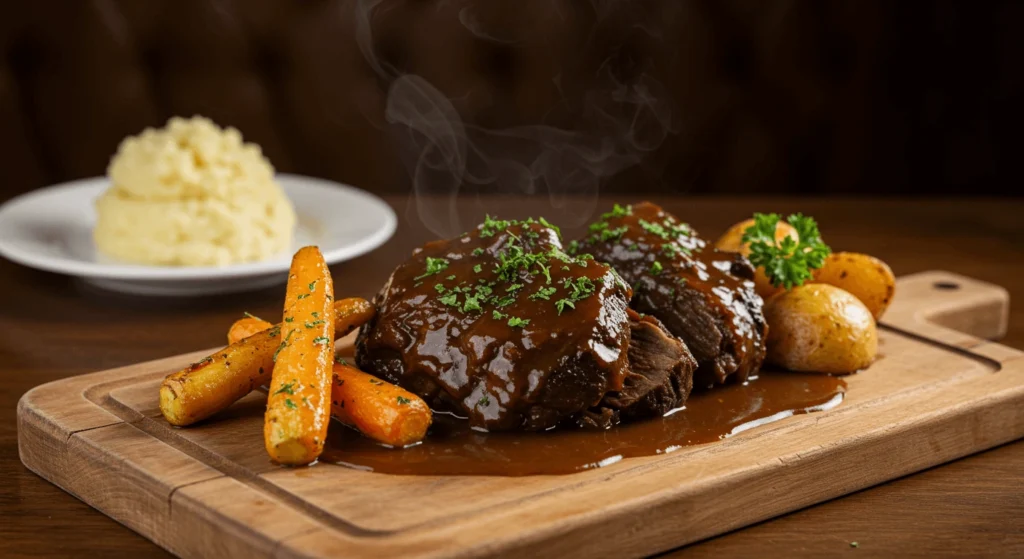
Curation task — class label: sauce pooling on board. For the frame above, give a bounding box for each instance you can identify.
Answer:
[320,371,845,476]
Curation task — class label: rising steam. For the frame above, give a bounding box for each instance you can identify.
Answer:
[355,0,678,237]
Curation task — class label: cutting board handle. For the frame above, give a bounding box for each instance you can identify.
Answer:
[882,271,1012,360]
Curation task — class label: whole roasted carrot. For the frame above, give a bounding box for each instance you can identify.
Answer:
[264,246,335,465]
[160,299,375,428]
[331,364,432,447]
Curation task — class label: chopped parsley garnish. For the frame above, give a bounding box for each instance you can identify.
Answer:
[538,216,561,238]
[650,261,663,275]
[313,336,330,345]
[492,310,507,320]
[274,381,296,395]
[415,257,450,280]
[639,218,690,241]
[284,316,294,323]
[743,213,830,289]
[472,247,485,257]
[243,311,263,321]
[273,330,295,362]
[396,396,411,405]
[478,395,491,406]
[304,320,325,329]
[439,292,459,306]
[601,203,632,220]
[529,286,557,301]
[507,317,530,328]
[308,280,317,292]
[446,274,456,280]
[564,276,596,300]
[462,294,483,313]
[506,283,523,292]
[600,225,629,242]
[296,293,310,300]
[191,356,213,368]
[284,398,298,410]
[335,355,349,365]
[554,299,575,314]
[480,215,511,238]
[567,240,580,255]
[554,276,598,315]
[473,264,482,273]
[311,311,319,318]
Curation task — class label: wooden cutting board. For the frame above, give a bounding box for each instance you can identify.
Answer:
[18,271,1024,558]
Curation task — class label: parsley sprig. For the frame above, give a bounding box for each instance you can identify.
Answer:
[742,213,831,289]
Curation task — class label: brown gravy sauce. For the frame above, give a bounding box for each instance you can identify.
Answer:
[320,370,845,476]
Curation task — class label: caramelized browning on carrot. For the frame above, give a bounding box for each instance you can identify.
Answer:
[331,364,432,447]
[264,246,335,465]
[160,326,279,426]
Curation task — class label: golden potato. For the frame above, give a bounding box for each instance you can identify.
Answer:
[811,252,895,319]
[715,217,799,256]
[715,218,799,299]
[764,284,877,374]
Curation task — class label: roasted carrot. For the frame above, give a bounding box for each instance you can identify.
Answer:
[330,364,432,447]
[160,326,279,426]
[162,298,375,428]
[228,316,272,344]
[264,246,335,465]
[226,306,430,447]
[226,299,375,346]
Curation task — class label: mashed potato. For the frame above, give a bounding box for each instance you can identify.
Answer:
[94,116,296,266]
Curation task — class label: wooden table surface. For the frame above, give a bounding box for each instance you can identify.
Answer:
[1,196,1021,558]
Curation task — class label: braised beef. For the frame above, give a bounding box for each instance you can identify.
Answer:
[356,217,696,431]
[575,202,767,388]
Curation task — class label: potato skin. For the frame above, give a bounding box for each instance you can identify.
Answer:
[715,218,799,299]
[764,284,877,374]
[812,252,895,319]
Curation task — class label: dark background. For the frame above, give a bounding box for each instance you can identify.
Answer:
[1,0,1022,201]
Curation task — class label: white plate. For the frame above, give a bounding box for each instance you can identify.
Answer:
[0,174,396,296]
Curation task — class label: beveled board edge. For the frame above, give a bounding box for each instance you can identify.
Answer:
[16,271,1024,558]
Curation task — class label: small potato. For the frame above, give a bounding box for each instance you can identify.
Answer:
[715,218,799,299]
[715,217,799,256]
[812,252,895,319]
[764,284,877,374]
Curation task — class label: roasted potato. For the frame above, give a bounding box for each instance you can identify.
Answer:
[764,284,877,374]
[812,252,895,319]
[715,218,799,299]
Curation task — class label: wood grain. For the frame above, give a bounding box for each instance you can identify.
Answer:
[16,271,1024,558]
[2,197,1023,558]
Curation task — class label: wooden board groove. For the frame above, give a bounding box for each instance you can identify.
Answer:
[18,271,1024,558]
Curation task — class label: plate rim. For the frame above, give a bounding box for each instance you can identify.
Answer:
[0,174,397,281]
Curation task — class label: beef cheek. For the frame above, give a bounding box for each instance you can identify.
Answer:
[356,217,696,431]
[575,202,767,388]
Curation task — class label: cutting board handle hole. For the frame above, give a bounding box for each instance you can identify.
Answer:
[933,281,961,290]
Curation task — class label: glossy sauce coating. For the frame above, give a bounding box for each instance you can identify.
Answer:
[576,202,767,388]
[320,370,845,476]
[356,219,635,431]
